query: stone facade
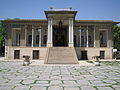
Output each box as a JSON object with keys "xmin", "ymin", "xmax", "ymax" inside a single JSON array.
[{"xmin": 2, "ymin": 8, "xmax": 119, "ymax": 61}]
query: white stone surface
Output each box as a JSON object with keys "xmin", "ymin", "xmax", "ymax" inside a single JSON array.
[{"xmin": 0, "ymin": 60, "xmax": 120, "ymax": 90}]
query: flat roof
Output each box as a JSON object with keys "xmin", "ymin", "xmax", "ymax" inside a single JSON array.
[{"xmin": 2, "ymin": 19, "xmax": 120, "ymax": 24}]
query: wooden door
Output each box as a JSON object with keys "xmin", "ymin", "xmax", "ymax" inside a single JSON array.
[
  {"xmin": 81, "ymin": 51, "xmax": 88, "ymax": 60},
  {"xmin": 14, "ymin": 50, "xmax": 20, "ymax": 59},
  {"xmin": 100, "ymin": 51, "xmax": 105, "ymax": 59},
  {"xmin": 33, "ymin": 50, "xmax": 39, "ymax": 59}
]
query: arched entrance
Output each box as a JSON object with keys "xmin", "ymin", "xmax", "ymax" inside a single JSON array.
[{"xmin": 53, "ymin": 21, "xmax": 67, "ymax": 46}]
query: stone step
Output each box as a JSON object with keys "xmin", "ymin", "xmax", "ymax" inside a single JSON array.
[{"xmin": 45, "ymin": 47, "xmax": 79, "ymax": 64}]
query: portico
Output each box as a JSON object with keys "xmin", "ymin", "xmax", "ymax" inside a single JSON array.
[{"xmin": 45, "ymin": 8, "xmax": 76, "ymax": 47}]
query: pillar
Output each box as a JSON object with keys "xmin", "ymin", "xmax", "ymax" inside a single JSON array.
[
  {"xmin": 94, "ymin": 26, "xmax": 96, "ymax": 47},
  {"xmin": 86, "ymin": 26, "xmax": 89, "ymax": 47},
  {"xmin": 38, "ymin": 28, "xmax": 41, "ymax": 47},
  {"xmin": 25, "ymin": 25, "xmax": 27, "ymax": 46},
  {"xmin": 32, "ymin": 26, "xmax": 34, "ymax": 47},
  {"xmin": 79, "ymin": 26, "xmax": 81, "ymax": 47},
  {"xmin": 47, "ymin": 18, "xmax": 53, "ymax": 47},
  {"xmin": 69, "ymin": 18, "xmax": 74, "ymax": 47}
]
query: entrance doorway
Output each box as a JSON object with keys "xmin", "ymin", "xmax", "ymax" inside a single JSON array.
[
  {"xmin": 33, "ymin": 50, "xmax": 39, "ymax": 59},
  {"xmin": 53, "ymin": 26, "xmax": 67, "ymax": 46},
  {"xmin": 100, "ymin": 51, "xmax": 105, "ymax": 59},
  {"xmin": 81, "ymin": 51, "xmax": 88, "ymax": 60},
  {"xmin": 14, "ymin": 50, "xmax": 20, "ymax": 59}
]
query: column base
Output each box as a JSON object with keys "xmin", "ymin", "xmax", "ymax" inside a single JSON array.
[
  {"xmin": 47, "ymin": 43, "xmax": 53, "ymax": 47},
  {"xmin": 68, "ymin": 43, "xmax": 74, "ymax": 47}
]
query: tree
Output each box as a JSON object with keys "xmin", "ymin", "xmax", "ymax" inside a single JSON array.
[
  {"xmin": 113, "ymin": 25, "xmax": 120, "ymax": 50},
  {"xmin": 0, "ymin": 21, "xmax": 5, "ymax": 47},
  {"xmin": 0, "ymin": 21, "xmax": 5, "ymax": 56}
]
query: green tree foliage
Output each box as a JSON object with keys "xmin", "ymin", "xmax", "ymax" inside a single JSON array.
[
  {"xmin": 113, "ymin": 25, "xmax": 120, "ymax": 50},
  {"xmin": 0, "ymin": 22, "xmax": 5, "ymax": 47}
]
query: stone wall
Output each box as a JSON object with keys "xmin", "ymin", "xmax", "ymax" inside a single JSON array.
[
  {"xmin": 75, "ymin": 47, "xmax": 113, "ymax": 60},
  {"xmin": 8, "ymin": 47, "xmax": 47, "ymax": 60}
]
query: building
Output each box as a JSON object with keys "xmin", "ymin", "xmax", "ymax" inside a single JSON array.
[{"xmin": 2, "ymin": 8, "xmax": 119, "ymax": 64}]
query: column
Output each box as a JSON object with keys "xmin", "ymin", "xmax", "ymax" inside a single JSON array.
[
  {"xmin": 38, "ymin": 28, "xmax": 41, "ymax": 47},
  {"xmin": 32, "ymin": 26, "xmax": 34, "ymax": 47},
  {"xmin": 69, "ymin": 18, "xmax": 74, "ymax": 47},
  {"xmin": 79, "ymin": 26, "xmax": 81, "ymax": 47},
  {"xmin": 47, "ymin": 18, "xmax": 53, "ymax": 47},
  {"xmin": 86, "ymin": 26, "xmax": 89, "ymax": 47},
  {"xmin": 25, "ymin": 25, "xmax": 27, "ymax": 46},
  {"xmin": 107, "ymin": 29, "xmax": 108, "ymax": 47},
  {"xmin": 94, "ymin": 26, "xmax": 96, "ymax": 47}
]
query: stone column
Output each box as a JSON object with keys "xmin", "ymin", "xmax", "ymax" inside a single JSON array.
[
  {"xmin": 25, "ymin": 25, "xmax": 27, "ymax": 46},
  {"xmin": 32, "ymin": 26, "xmax": 34, "ymax": 47},
  {"xmin": 86, "ymin": 26, "xmax": 89, "ymax": 47},
  {"xmin": 47, "ymin": 18, "xmax": 53, "ymax": 47},
  {"xmin": 79, "ymin": 26, "xmax": 81, "ymax": 47},
  {"xmin": 94, "ymin": 26, "xmax": 96, "ymax": 47},
  {"xmin": 69, "ymin": 18, "xmax": 74, "ymax": 47},
  {"xmin": 107, "ymin": 29, "xmax": 108, "ymax": 47},
  {"xmin": 38, "ymin": 28, "xmax": 41, "ymax": 47}
]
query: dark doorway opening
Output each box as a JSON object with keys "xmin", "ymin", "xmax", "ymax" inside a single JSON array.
[
  {"xmin": 33, "ymin": 50, "xmax": 39, "ymax": 59},
  {"xmin": 100, "ymin": 51, "xmax": 105, "ymax": 59},
  {"xmin": 14, "ymin": 50, "xmax": 20, "ymax": 59},
  {"xmin": 53, "ymin": 26, "xmax": 67, "ymax": 46},
  {"xmin": 74, "ymin": 35, "xmax": 77, "ymax": 47},
  {"xmin": 81, "ymin": 51, "xmax": 88, "ymax": 60}
]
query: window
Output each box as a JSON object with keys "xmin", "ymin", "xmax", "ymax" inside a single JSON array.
[
  {"xmin": 16, "ymin": 33, "xmax": 20, "ymax": 46},
  {"xmin": 28, "ymin": 35, "xmax": 32, "ymax": 44},
  {"xmin": 36, "ymin": 35, "xmax": 39, "ymax": 44},
  {"xmin": 43, "ymin": 35, "xmax": 47, "ymax": 44},
  {"xmin": 100, "ymin": 31, "xmax": 107, "ymax": 47},
  {"xmin": 81, "ymin": 36, "xmax": 84, "ymax": 47}
]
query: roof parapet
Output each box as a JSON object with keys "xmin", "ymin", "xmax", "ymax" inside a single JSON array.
[{"xmin": 49, "ymin": 8, "xmax": 72, "ymax": 11}]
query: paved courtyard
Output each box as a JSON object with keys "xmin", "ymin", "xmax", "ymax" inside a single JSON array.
[{"xmin": 0, "ymin": 61, "xmax": 120, "ymax": 90}]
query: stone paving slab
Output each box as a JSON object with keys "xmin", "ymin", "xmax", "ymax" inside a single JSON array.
[{"xmin": 0, "ymin": 61, "xmax": 120, "ymax": 90}]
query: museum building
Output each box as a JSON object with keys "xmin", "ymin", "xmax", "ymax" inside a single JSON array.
[{"xmin": 2, "ymin": 8, "xmax": 119, "ymax": 64}]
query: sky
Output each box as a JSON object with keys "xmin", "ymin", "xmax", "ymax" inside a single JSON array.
[{"xmin": 0, "ymin": 0, "xmax": 120, "ymax": 25}]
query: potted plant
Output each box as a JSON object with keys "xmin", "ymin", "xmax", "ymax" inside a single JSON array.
[
  {"xmin": 94, "ymin": 56, "xmax": 100, "ymax": 66},
  {"xmin": 23, "ymin": 56, "xmax": 30, "ymax": 66}
]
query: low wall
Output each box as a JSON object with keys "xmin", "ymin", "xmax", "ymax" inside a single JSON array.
[
  {"xmin": 75, "ymin": 47, "xmax": 113, "ymax": 60},
  {"xmin": 8, "ymin": 47, "xmax": 47, "ymax": 60}
]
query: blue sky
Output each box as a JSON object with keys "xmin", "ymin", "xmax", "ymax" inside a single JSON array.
[{"xmin": 0, "ymin": 0, "xmax": 120, "ymax": 23}]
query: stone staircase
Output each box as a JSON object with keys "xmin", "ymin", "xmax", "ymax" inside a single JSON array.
[{"xmin": 44, "ymin": 47, "xmax": 79, "ymax": 64}]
